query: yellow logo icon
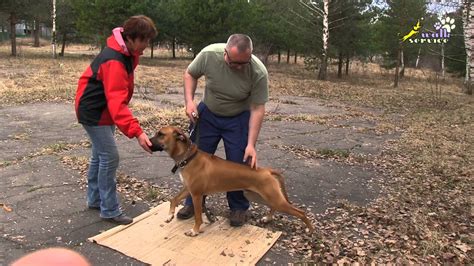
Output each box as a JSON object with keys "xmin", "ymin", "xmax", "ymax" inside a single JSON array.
[{"xmin": 401, "ymin": 19, "xmax": 422, "ymax": 42}]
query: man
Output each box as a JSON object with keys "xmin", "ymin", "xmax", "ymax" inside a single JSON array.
[{"xmin": 178, "ymin": 34, "xmax": 269, "ymax": 226}]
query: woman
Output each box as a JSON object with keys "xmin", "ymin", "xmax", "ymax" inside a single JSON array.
[{"xmin": 75, "ymin": 15, "xmax": 157, "ymax": 225}]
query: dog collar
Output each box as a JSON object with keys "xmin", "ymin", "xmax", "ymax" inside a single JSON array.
[{"xmin": 171, "ymin": 150, "xmax": 198, "ymax": 174}]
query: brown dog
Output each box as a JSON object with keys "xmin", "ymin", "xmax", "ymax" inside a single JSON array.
[{"xmin": 149, "ymin": 126, "xmax": 314, "ymax": 236}]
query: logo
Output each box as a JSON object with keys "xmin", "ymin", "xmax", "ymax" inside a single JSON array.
[{"xmin": 401, "ymin": 17, "xmax": 455, "ymax": 44}]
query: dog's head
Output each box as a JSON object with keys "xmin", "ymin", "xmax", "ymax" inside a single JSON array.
[{"xmin": 149, "ymin": 126, "xmax": 189, "ymax": 154}]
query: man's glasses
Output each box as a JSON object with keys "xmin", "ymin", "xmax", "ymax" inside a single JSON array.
[{"xmin": 224, "ymin": 49, "xmax": 251, "ymax": 66}]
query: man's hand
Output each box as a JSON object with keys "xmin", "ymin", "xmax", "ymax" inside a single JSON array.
[
  {"xmin": 185, "ymin": 103, "xmax": 199, "ymax": 123},
  {"xmin": 243, "ymin": 145, "xmax": 258, "ymax": 169},
  {"xmin": 137, "ymin": 133, "xmax": 152, "ymax": 154},
  {"xmin": 184, "ymin": 69, "xmax": 199, "ymax": 123},
  {"xmin": 244, "ymin": 104, "xmax": 264, "ymax": 169}
]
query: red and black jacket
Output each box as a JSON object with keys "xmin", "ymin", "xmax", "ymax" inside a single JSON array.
[{"xmin": 75, "ymin": 35, "xmax": 143, "ymax": 138}]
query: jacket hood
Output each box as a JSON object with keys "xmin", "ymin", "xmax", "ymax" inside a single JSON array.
[{"xmin": 107, "ymin": 27, "xmax": 130, "ymax": 56}]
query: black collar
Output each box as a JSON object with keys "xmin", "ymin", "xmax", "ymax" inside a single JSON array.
[{"xmin": 171, "ymin": 149, "xmax": 198, "ymax": 174}]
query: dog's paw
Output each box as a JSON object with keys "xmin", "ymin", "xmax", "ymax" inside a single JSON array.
[
  {"xmin": 165, "ymin": 215, "xmax": 174, "ymax": 223},
  {"xmin": 260, "ymin": 216, "xmax": 273, "ymax": 224},
  {"xmin": 184, "ymin": 229, "xmax": 199, "ymax": 237}
]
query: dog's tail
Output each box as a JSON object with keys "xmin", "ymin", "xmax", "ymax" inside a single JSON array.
[{"xmin": 271, "ymin": 170, "xmax": 291, "ymax": 204}]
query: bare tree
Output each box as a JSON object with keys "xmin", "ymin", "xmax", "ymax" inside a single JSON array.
[
  {"xmin": 415, "ymin": 46, "xmax": 422, "ymax": 68},
  {"xmin": 441, "ymin": 43, "xmax": 445, "ymax": 77},
  {"xmin": 297, "ymin": 0, "xmax": 328, "ymax": 79},
  {"xmin": 52, "ymin": 0, "xmax": 57, "ymax": 58},
  {"xmin": 33, "ymin": 18, "xmax": 40, "ymax": 47},
  {"xmin": 394, "ymin": 42, "xmax": 401, "ymax": 87},
  {"xmin": 318, "ymin": 0, "xmax": 329, "ymax": 80},
  {"xmin": 462, "ymin": 0, "xmax": 473, "ymax": 94},
  {"xmin": 8, "ymin": 12, "xmax": 16, "ymax": 56}
]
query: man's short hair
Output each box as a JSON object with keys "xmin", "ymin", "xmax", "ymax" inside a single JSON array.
[
  {"xmin": 226, "ymin": 34, "xmax": 253, "ymax": 53},
  {"xmin": 122, "ymin": 15, "xmax": 158, "ymax": 41}
]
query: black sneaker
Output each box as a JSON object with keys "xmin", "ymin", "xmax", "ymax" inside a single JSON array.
[
  {"xmin": 229, "ymin": 209, "xmax": 248, "ymax": 227},
  {"xmin": 88, "ymin": 205, "xmax": 100, "ymax": 210},
  {"xmin": 177, "ymin": 205, "xmax": 194, "ymax": 220},
  {"xmin": 103, "ymin": 213, "xmax": 133, "ymax": 225}
]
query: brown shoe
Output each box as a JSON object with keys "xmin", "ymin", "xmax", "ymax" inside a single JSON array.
[
  {"xmin": 229, "ymin": 209, "xmax": 248, "ymax": 227},
  {"xmin": 177, "ymin": 205, "xmax": 194, "ymax": 220}
]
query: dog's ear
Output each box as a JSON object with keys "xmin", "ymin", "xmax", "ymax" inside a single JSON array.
[{"xmin": 173, "ymin": 129, "xmax": 187, "ymax": 142}]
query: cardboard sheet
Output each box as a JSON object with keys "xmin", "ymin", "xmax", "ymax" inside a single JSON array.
[{"xmin": 88, "ymin": 202, "xmax": 281, "ymax": 265}]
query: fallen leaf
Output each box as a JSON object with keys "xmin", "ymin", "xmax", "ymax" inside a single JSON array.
[
  {"xmin": 455, "ymin": 242, "xmax": 471, "ymax": 253},
  {"xmin": 442, "ymin": 252, "xmax": 456, "ymax": 260},
  {"xmin": 1, "ymin": 203, "xmax": 12, "ymax": 212},
  {"xmin": 356, "ymin": 248, "xmax": 366, "ymax": 256}
]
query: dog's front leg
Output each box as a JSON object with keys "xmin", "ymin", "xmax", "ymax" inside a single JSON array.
[
  {"xmin": 184, "ymin": 194, "xmax": 203, "ymax": 237},
  {"xmin": 166, "ymin": 187, "xmax": 190, "ymax": 223}
]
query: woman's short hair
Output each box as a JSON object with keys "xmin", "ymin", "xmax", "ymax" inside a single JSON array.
[{"xmin": 122, "ymin": 15, "xmax": 157, "ymax": 41}]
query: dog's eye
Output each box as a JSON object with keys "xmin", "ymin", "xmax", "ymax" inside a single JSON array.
[{"xmin": 157, "ymin": 131, "xmax": 164, "ymax": 138}]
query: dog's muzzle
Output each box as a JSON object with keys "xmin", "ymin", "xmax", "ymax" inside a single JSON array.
[{"xmin": 149, "ymin": 143, "xmax": 164, "ymax": 152}]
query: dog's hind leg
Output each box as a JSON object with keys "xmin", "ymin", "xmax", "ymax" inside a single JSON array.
[
  {"xmin": 272, "ymin": 200, "xmax": 314, "ymax": 233},
  {"xmin": 261, "ymin": 208, "xmax": 275, "ymax": 224},
  {"xmin": 259, "ymin": 186, "xmax": 314, "ymax": 233},
  {"xmin": 166, "ymin": 187, "xmax": 190, "ymax": 223},
  {"xmin": 203, "ymin": 204, "xmax": 216, "ymax": 223}
]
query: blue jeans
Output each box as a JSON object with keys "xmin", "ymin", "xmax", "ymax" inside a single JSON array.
[
  {"xmin": 82, "ymin": 125, "xmax": 121, "ymax": 218},
  {"xmin": 184, "ymin": 102, "xmax": 250, "ymax": 211}
]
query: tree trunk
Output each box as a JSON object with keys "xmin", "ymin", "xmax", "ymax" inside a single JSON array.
[
  {"xmin": 287, "ymin": 49, "xmax": 290, "ymax": 64},
  {"xmin": 318, "ymin": 0, "xmax": 329, "ymax": 80},
  {"xmin": 394, "ymin": 45, "xmax": 401, "ymax": 88},
  {"xmin": 345, "ymin": 55, "xmax": 350, "ymax": 75},
  {"xmin": 172, "ymin": 37, "xmax": 176, "ymax": 59},
  {"xmin": 441, "ymin": 43, "xmax": 445, "ymax": 78},
  {"xmin": 33, "ymin": 19, "xmax": 40, "ymax": 47},
  {"xmin": 60, "ymin": 31, "xmax": 66, "ymax": 56},
  {"xmin": 9, "ymin": 12, "xmax": 16, "ymax": 56},
  {"xmin": 294, "ymin": 51, "xmax": 297, "ymax": 64},
  {"xmin": 258, "ymin": 44, "xmax": 272, "ymax": 65},
  {"xmin": 99, "ymin": 28, "xmax": 106, "ymax": 50},
  {"xmin": 337, "ymin": 52, "xmax": 343, "ymax": 78},
  {"xmin": 399, "ymin": 48, "xmax": 405, "ymax": 78},
  {"xmin": 415, "ymin": 46, "xmax": 421, "ymax": 68},
  {"xmin": 150, "ymin": 41, "xmax": 154, "ymax": 58},
  {"xmin": 278, "ymin": 50, "xmax": 281, "ymax": 64},
  {"xmin": 52, "ymin": 0, "xmax": 57, "ymax": 58},
  {"xmin": 462, "ymin": 0, "xmax": 473, "ymax": 94}
]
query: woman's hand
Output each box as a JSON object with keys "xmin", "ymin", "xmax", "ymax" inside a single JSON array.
[{"xmin": 137, "ymin": 133, "xmax": 152, "ymax": 154}]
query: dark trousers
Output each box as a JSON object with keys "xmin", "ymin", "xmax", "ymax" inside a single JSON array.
[{"xmin": 184, "ymin": 102, "xmax": 250, "ymax": 210}]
